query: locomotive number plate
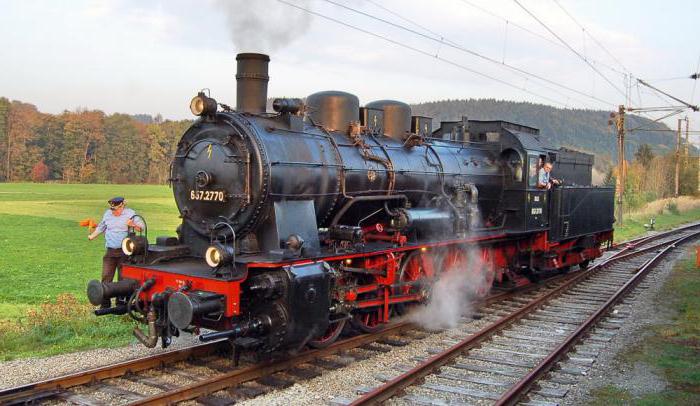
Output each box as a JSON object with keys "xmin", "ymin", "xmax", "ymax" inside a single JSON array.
[{"xmin": 190, "ymin": 190, "xmax": 226, "ymax": 202}]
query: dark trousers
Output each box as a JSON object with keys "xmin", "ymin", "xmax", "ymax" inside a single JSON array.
[{"xmin": 101, "ymin": 248, "xmax": 125, "ymax": 307}]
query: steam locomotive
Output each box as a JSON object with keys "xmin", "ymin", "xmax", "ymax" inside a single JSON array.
[{"xmin": 87, "ymin": 53, "xmax": 615, "ymax": 354}]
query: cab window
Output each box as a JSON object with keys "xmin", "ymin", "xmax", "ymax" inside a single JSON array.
[{"xmin": 528, "ymin": 155, "xmax": 539, "ymax": 187}]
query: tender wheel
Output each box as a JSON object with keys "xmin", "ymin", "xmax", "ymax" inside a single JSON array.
[
  {"xmin": 579, "ymin": 260, "xmax": 591, "ymax": 270},
  {"xmin": 308, "ymin": 318, "xmax": 347, "ymax": 349}
]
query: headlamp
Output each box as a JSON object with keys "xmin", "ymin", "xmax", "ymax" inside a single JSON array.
[
  {"xmin": 189, "ymin": 92, "xmax": 218, "ymax": 117},
  {"xmin": 122, "ymin": 235, "xmax": 147, "ymax": 256},
  {"xmin": 205, "ymin": 242, "xmax": 234, "ymax": 268}
]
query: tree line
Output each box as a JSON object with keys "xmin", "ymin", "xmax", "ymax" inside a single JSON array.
[
  {"xmin": 0, "ymin": 96, "xmax": 696, "ymax": 191},
  {"xmin": 605, "ymin": 143, "xmax": 699, "ymax": 211},
  {"xmin": 0, "ymin": 97, "xmax": 191, "ymax": 184}
]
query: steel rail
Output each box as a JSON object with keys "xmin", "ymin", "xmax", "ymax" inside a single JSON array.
[
  {"xmin": 0, "ymin": 341, "xmax": 228, "ymax": 404},
  {"xmin": 611, "ymin": 220, "xmax": 700, "ymax": 254},
  {"xmin": 128, "ymin": 288, "xmax": 525, "ymax": 405},
  {"xmin": 495, "ymin": 230, "xmax": 700, "ymax": 405},
  {"xmin": 0, "ymin": 285, "xmax": 518, "ymax": 405},
  {"xmin": 129, "ymin": 322, "xmax": 413, "ymax": 405},
  {"xmin": 349, "ymin": 227, "xmax": 699, "ymax": 405}
]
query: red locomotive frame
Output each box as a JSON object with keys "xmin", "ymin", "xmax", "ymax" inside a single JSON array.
[{"xmin": 121, "ymin": 228, "xmax": 611, "ymax": 334}]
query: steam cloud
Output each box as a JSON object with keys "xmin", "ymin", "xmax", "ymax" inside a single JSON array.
[
  {"xmin": 215, "ymin": 0, "xmax": 313, "ymax": 52},
  {"xmin": 407, "ymin": 247, "xmax": 491, "ymax": 330}
]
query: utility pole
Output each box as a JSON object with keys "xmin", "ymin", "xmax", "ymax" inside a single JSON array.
[
  {"xmin": 615, "ymin": 105, "xmax": 625, "ymax": 225},
  {"xmin": 675, "ymin": 118, "xmax": 682, "ymax": 197},
  {"xmin": 684, "ymin": 116, "xmax": 690, "ymax": 157}
]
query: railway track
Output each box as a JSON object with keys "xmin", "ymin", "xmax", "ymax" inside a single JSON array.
[
  {"xmin": 2, "ymin": 224, "xmax": 696, "ymax": 406},
  {"xmin": 1, "ymin": 287, "xmax": 537, "ymax": 406},
  {"xmin": 348, "ymin": 226, "xmax": 700, "ymax": 406}
]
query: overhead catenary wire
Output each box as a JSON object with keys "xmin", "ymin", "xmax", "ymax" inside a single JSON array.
[
  {"xmin": 552, "ymin": 0, "xmax": 630, "ymax": 74},
  {"xmin": 320, "ymin": 0, "xmax": 615, "ymax": 108},
  {"xmin": 549, "ymin": 0, "xmax": 700, "ymax": 131},
  {"xmin": 456, "ymin": 0, "xmax": 628, "ymax": 77},
  {"xmin": 364, "ymin": 0, "xmax": 458, "ymax": 47},
  {"xmin": 646, "ymin": 75, "xmax": 697, "ymax": 82},
  {"xmin": 362, "ymin": 1, "xmax": 600, "ymax": 109},
  {"xmin": 638, "ymin": 79, "xmax": 699, "ymax": 112},
  {"xmin": 627, "ymin": 109, "xmax": 685, "ymax": 132},
  {"xmin": 362, "ymin": 0, "xmax": 600, "ymax": 109},
  {"xmin": 628, "ymin": 128, "xmax": 700, "ymax": 134},
  {"xmin": 276, "ymin": 0, "xmax": 571, "ymax": 108},
  {"xmin": 513, "ymin": 0, "xmax": 629, "ymax": 100}
]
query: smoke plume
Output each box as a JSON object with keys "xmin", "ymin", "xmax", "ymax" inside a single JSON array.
[
  {"xmin": 407, "ymin": 247, "xmax": 491, "ymax": 331},
  {"xmin": 215, "ymin": 0, "xmax": 313, "ymax": 52}
]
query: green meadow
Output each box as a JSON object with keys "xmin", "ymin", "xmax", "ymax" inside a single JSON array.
[
  {"xmin": 0, "ymin": 183, "xmax": 179, "ymax": 359},
  {"xmin": 0, "ymin": 182, "xmax": 698, "ymax": 360}
]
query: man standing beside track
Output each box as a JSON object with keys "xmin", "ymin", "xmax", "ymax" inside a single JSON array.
[{"xmin": 88, "ymin": 196, "xmax": 143, "ymax": 309}]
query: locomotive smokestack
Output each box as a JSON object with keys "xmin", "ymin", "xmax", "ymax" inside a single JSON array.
[{"xmin": 236, "ymin": 53, "xmax": 270, "ymax": 114}]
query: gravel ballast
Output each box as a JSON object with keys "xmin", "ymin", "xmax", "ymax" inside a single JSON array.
[
  {"xmin": 560, "ymin": 248, "xmax": 687, "ymax": 405},
  {"xmin": 0, "ymin": 331, "xmax": 202, "ymax": 389}
]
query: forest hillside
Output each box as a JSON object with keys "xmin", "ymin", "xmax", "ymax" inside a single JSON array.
[{"xmin": 411, "ymin": 98, "xmax": 686, "ymax": 169}]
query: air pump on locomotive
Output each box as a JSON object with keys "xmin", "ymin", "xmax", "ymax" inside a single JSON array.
[{"xmin": 87, "ymin": 53, "xmax": 615, "ymax": 354}]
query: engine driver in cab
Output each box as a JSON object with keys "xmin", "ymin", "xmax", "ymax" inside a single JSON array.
[
  {"xmin": 88, "ymin": 197, "xmax": 143, "ymax": 308},
  {"xmin": 537, "ymin": 162, "xmax": 561, "ymax": 190}
]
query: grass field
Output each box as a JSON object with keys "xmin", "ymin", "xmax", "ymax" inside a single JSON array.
[
  {"xmin": 0, "ymin": 183, "xmax": 180, "ymax": 360},
  {"xmin": 614, "ymin": 196, "xmax": 700, "ymax": 242},
  {"xmin": 614, "ymin": 207, "xmax": 700, "ymax": 242},
  {"xmin": 0, "ymin": 182, "xmax": 698, "ymax": 360}
]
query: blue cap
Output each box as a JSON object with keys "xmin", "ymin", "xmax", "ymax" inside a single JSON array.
[{"xmin": 108, "ymin": 196, "xmax": 124, "ymax": 205}]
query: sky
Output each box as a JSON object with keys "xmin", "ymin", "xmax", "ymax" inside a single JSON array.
[{"xmin": 1, "ymin": 0, "xmax": 699, "ymax": 139}]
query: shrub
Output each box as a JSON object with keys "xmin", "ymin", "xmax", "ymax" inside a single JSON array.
[
  {"xmin": 667, "ymin": 200, "xmax": 680, "ymax": 215},
  {"xmin": 0, "ymin": 293, "xmax": 132, "ymax": 360},
  {"xmin": 30, "ymin": 161, "xmax": 49, "ymax": 182}
]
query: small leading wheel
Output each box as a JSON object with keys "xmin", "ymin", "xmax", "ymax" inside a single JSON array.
[
  {"xmin": 307, "ymin": 318, "xmax": 347, "ymax": 348},
  {"xmin": 351, "ymin": 308, "xmax": 384, "ymax": 333}
]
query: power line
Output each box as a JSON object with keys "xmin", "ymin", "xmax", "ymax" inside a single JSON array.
[
  {"xmin": 627, "ymin": 109, "xmax": 685, "ymax": 132},
  {"xmin": 321, "ymin": 0, "xmax": 614, "ymax": 108},
  {"xmin": 646, "ymin": 75, "xmax": 696, "ymax": 82},
  {"xmin": 276, "ymin": 0, "xmax": 570, "ymax": 107},
  {"xmin": 362, "ymin": 0, "xmax": 597, "ymax": 108},
  {"xmin": 552, "ymin": 0, "xmax": 630, "ymax": 74},
  {"xmin": 629, "ymin": 106, "xmax": 690, "ymax": 112},
  {"xmin": 364, "ymin": 0, "xmax": 456, "ymax": 46},
  {"xmin": 628, "ymin": 128, "xmax": 700, "ymax": 134},
  {"xmin": 513, "ymin": 0, "xmax": 628, "ymax": 100},
  {"xmin": 456, "ymin": 0, "xmax": 628, "ymax": 77},
  {"xmin": 638, "ymin": 79, "xmax": 699, "ymax": 111}
]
